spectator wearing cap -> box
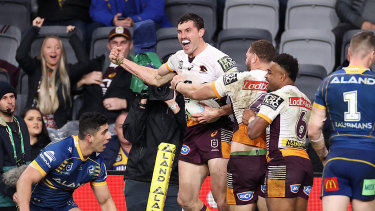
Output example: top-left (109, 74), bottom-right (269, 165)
top-left (0, 82), bottom-right (31, 211)
top-left (89, 0), bottom-right (172, 28)
top-left (76, 26), bottom-right (135, 124)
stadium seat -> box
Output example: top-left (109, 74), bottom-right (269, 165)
top-left (29, 26), bottom-right (84, 64)
top-left (90, 26), bottom-right (133, 59)
top-left (0, 70), bottom-right (9, 83)
top-left (280, 29), bottom-right (335, 74)
top-left (295, 64), bottom-right (327, 102)
top-left (15, 70), bottom-right (28, 115)
top-left (156, 27), bottom-right (180, 60)
top-left (285, 0), bottom-right (339, 31)
top-left (165, 0), bottom-right (217, 43)
top-left (223, 0), bottom-right (279, 41)
top-left (217, 28), bottom-right (272, 72)
top-left (0, 25), bottom-right (21, 66)
top-left (0, 0), bottom-right (30, 32)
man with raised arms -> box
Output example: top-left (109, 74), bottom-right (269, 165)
top-left (170, 40), bottom-right (275, 211)
top-left (110, 13), bottom-right (237, 211)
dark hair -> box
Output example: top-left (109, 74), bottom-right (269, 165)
top-left (178, 13), bottom-right (204, 30)
top-left (21, 107), bottom-right (51, 146)
top-left (250, 40), bottom-right (276, 63)
top-left (78, 112), bottom-right (108, 139)
top-left (272, 53), bottom-right (299, 82)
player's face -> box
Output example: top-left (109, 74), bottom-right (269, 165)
top-left (245, 48), bottom-right (255, 70)
top-left (107, 36), bottom-right (133, 58)
top-left (115, 113), bottom-right (130, 145)
top-left (265, 62), bottom-right (285, 92)
top-left (0, 93), bottom-right (16, 116)
top-left (92, 124), bottom-right (111, 152)
top-left (177, 20), bottom-right (204, 56)
top-left (24, 109), bottom-right (43, 137)
top-left (42, 37), bottom-right (62, 68)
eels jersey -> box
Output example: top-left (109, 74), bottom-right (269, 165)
top-left (112, 148), bottom-right (128, 171)
top-left (31, 136), bottom-right (107, 208)
top-left (257, 85), bottom-right (312, 159)
top-left (166, 44), bottom-right (238, 127)
top-left (212, 70), bottom-right (268, 148)
top-left (314, 66), bottom-right (375, 148)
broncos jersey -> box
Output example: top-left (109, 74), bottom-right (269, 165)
top-left (314, 66), bottom-right (375, 148)
top-left (31, 136), bottom-right (107, 208)
top-left (212, 70), bottom-right (268, 148)
top-left (257, 85), bottom-right (312, 159)
top-left (166, 44), bottom-right (238, 127)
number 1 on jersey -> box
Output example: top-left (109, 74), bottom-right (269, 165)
top-left (343, 91), bottom-right (361, 121)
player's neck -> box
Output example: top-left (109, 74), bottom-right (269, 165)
top-left (251, 62), bottom-right (270, 71)
top-left (78, 139), bottom-right (92, 159)
top-left (121, 143), bottom-right (131, 154)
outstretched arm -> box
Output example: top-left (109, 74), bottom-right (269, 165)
top-left (16, 164), bottom-right (45, 211)
top-left (109, 47), bottom-right (175, 86)
top-left (92, 184), bottom-right (117, 211)
top-left (308, 106), bottom-right (328, 164)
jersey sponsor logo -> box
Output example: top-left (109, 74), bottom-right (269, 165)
top-left (66, 163), bottom-right (73, 172)
top-left (324, 177), bottom-right (339, 192)
top-left (281, 139), bottom-right (306, 149)
top-left (178, 60), bottom-right (183, 69)
top-left (290, 184), bottom-right (301, 193)
top-left (88, 165), bottom-right (95, 175)
top-left (303, 186), bottom-right (312, 196)
top-left (44, 151), bottom-right (56, 163)
top-left (211, 139), bottom-right (219, 149)
top-left (180, 145), bottom-right (190, 155)
top-left (116, 154), bottom-right (123, 162)
top-left (200, 65), bottom-right (208, 72)
top-left (218, 56), bottom-right (237, 72)
top-left (52, 177), bottom-right (81, 188)
top-left (211, 130), bottom-right (218, 137)
top-left (289, 97), bottom-right (312, 110)
top-left (330, 76), bottom-right (375, 85)
top-left (223, 73), bottom-right (238, 85)
top-left (237, 191), bottom-right (254, 201)
top-left (68, 147), bottom-right (72, 153)
top-left (262, 94), bottom-right (284, 110)
top-left (334, 121), bottom-right (373, 129)
top-left (242, 80), bottom-right (268, 91)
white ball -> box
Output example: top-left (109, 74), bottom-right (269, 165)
top-left (185, 99), bottom-right (220, 123)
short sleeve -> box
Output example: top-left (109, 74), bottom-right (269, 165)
top-left (214, 72), bottom-right (239, 99)
top-left (313, 77), bottom-right (328, 109)
top-left (257, 93), bottom-right (285, 124)
top-left (166, 53), bottom-right (179, 73)
top-left (91, 162), bottom-right (108, 186)
top-left (32, 144), bottom-right (65, 177)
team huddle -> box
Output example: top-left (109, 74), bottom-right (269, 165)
top-left (4, 13), bottom-right (375, 211)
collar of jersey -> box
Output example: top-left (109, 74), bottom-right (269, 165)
top-left (73, 135), bottom-right (88, 161)
top-left (344, 66), bottom-right (369, 74)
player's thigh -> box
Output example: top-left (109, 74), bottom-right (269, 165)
top-left (178, 160), bottom-right (209, 201)
top-left (233, 204), bottom-right (257, 211)
top-left (351, 198), bottom-right (375, 211)
top-left (322, 195), bottom-right (350, 211)
top-left (208, 158), bottom-right (229, 197)
top-left (266, 197), bottom-right (296, 211)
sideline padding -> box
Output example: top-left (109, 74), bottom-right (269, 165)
top-left (146, 143), bottom-right (176, 211)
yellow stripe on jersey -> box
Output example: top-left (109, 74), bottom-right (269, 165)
top-left (91, 181), bottom-right (107, 187)
top-left (258, 113), bottom-right (272, 124)
top-left (165, 63), bottom-right (174, 72)
top-left (31, 160), bottom-right (47, 177)
top-left (313, 102), bottom-right (326, 110)
top-left (74, 136), bottom-right (88, 161)
top-left (43, 179), bottom-right (57, 189)
top-left (211, 82), bottom-right (222, 99)
top-left (326, 157), bottom-right (375, 168)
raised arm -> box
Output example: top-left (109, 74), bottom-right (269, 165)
top-left (308, 106), bottom-right (328, 163)
top-left (16, 164), bottom-right (45, 211)
top-left (92, 184), bottom-right (117, 211)
top-left (109, 47), bottom-right (175, 86)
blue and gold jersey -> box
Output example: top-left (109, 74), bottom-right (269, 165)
top-left (314, 66), bottom-right (375, 148)
top-left (112, 148), bottom-right (128, 171)
top-left (31, 136), bottom-right (107, 208)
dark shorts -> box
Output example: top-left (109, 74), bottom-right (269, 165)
top-left (227, 151), bottom-right (267, 205)
top-left (179, 121), bottom-right (233, 164)
top-left (30, 199), bottom-right (78, 211)
top-left (265, 156), bottom-right (313, 199)
top-left (322, 147), bottom-right (375, 200)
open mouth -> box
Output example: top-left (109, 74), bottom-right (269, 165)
top-left (182, 40), bottom-right (190, 46)
top-left (50, 55), bottom-right (57, 59)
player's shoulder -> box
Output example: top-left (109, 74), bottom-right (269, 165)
top-left (45, 136), bottom-right (75, 156)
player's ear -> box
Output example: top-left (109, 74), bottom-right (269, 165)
top-left (198, 28), bottom-right (205, 38)
top-left (86, 133), bottom-right (93, 143)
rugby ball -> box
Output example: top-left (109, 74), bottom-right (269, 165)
top-left (185, 99), bottom-right (220, 123)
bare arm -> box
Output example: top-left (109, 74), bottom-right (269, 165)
top-left (308, 106), bottom-right (328, 163)
top-left (92, 184), bottom-right (117, 211)
top-left (16, 164), bottom-right (45, 211)
top-left (247, 110), bottom-right (270, 140)
top-left (109, 47), bottom-right (174, 86)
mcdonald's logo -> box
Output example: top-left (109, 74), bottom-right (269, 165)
top-left (324, 177), bottom-right (339, 192)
